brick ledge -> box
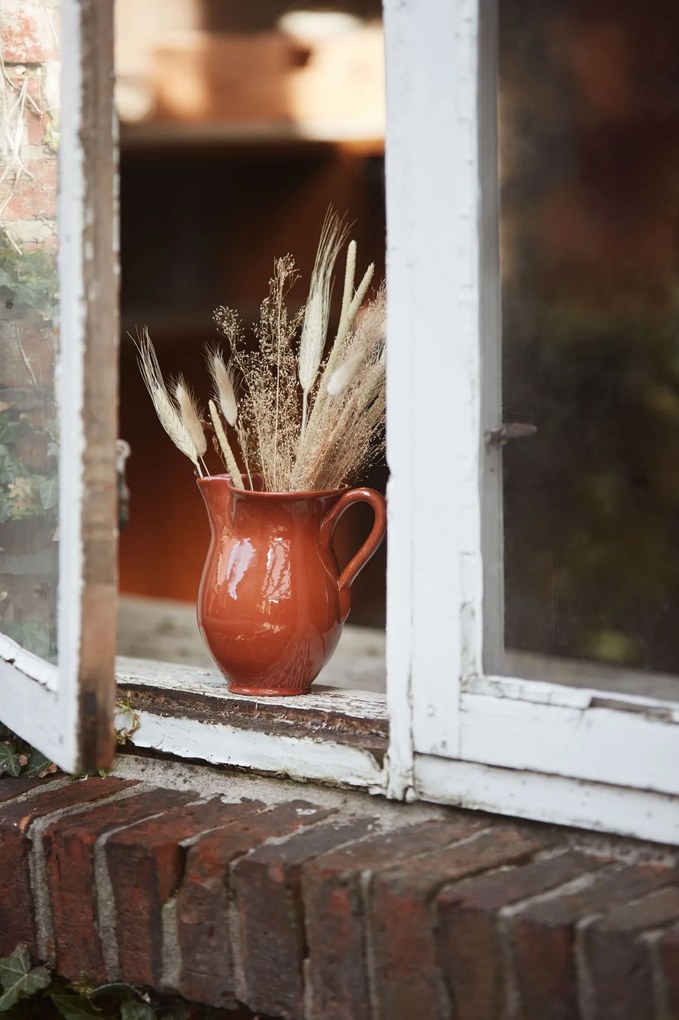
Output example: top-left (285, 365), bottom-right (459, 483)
top-left (1, 767), bottom-right (678, 1019)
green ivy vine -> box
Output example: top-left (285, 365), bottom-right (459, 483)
top-left (0, 408), bottom-right (58, 524)
top-left (0, 943), bottom-right (230, 1018)
top-left (0, 723), bottom-right (56, 780)
top-left (0, 246), bottom-right (58, 326)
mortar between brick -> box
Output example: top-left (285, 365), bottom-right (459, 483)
top-left (226, 810), bottom-right (349, 1007)
top-left (28, 785), bottom-right (143, 963)
top-left (157, 803), bottom-right (260, 995)
top-left (497, 864), bottom-right (619, 921)
top-left (93, 793), bottom-right (210, 982)
top-left (645, 928), bottom-right (674, 1020)
top-left (359, 869), bottom-right (380, 1020)
top-left (227, 874), bottom-right (247, 1006)
top-left (493, 862), bottom-right (616, 1018)
top-left (160, 898), bottom-right (181, 995)
top-left (580, 892), bottom-right (679, 1020)
top-left (494, 865), bottom-right (609, 1020)
top-left (3, 778), bottom-right (71, 805)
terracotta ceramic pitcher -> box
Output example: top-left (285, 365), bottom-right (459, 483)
top-left (196, 475), bottom-right (386, 696)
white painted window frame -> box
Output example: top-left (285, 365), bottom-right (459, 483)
top-left (4, 0), bottom-right (677, 845)
top-left (0, 0), bottom-right (117, 774)
top-left (383, 0), bottom-right (679, 845)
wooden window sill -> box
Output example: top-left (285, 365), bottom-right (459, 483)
top-left (116, 598), bottom-right (388, 787)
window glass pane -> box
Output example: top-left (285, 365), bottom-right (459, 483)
top-left (500, 0), bottom-right (679, 694)
top-left (0, 1), bottom-right (60, 662)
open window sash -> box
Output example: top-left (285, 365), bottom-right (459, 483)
top-left (0, 0), bottom-right (117, 773)
top-left (383, 0), bottom-right (679, 844)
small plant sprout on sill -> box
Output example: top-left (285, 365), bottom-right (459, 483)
top-left (135, 211), bottom-right (386, 493)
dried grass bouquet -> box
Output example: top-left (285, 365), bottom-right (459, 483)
top-left (136, 211), bottom-right (386, 493)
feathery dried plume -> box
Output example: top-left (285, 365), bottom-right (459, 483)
top-left (138, 212), bottom-right (385, 493)
top-left (207, 346), bottom-right (238, 427)
top-left (292, 284), bottom-right (386, 491)
top-left (340, 240), bottom-right (357, 326)
top-left (326, 348), bottom-right (364, 397)
top-left (175, 377), bottom-right (207, 460)
top-left (298, 210), bottom-right (349, 436)
top-left (134, 328), bottom-right (202, 474)
top-left (297, 242), bottom-right (375, 460)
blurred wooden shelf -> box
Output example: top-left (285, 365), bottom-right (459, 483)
top-left (118, 25), bottom-right (385, 154)
top-left (121, 118), bottom-right (384, 154)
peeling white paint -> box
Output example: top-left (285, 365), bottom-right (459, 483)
top-left (382, 0), bottom-right (679, 844)
top-left (415, 756), bottom-right (679, 845)
top-left (0, 0), bottom-right (102, 773)
top-left (122, 709), bottom-right (387, 794)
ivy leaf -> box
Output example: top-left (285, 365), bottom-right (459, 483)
top-left (51, 993), bottom-right (108, 1019)
top-left (89, 982), bottom-right (141, 1003)
top-left (22, 749), bottom-right (56, 779)
top-left (38, 477), bottom-right (58, 511)
top-left (0, 944), bottom-right (50, 1011)
top-left (0, 269), bottom-right (15, 293)
top-left (0, 744), bottom-right (23, 778)
top-left (120, 1003), bottom-right (157, 1020)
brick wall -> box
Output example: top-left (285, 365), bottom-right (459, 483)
top-left (1, 771), bottom-right (678, 1019)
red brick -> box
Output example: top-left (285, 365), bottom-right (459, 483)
top-left (1, 2), bottom-right (60, 63)
top-left (369, 824), bottom-right (551, 1020)
top-left (436, 851), bottom-right (610, 1020)
top-left (25, 105), bottom-right (47, 148)
top-left (510, 863), bottom-right (676, 1020)
top-left (658, 922), bottom-right (679, 1018)
top-left (302, 813), bottom-right (491, 1020)
top-left (0, 775), bottom-right (59, 804)
top-left (582, 884), bottom-right (679, 1020)
top-left (0, 778), bottom-right (135, 956)
top-left (233, 816), bottom-right (379, 1019)
top-left (43, 787), bottom-right (196, 983)
top-left (176, 800), bottom-right (334, 1009)
top-left (106, 796), bottom-right (270, 989)
top-left (2, 159), bottom-right (57, 221)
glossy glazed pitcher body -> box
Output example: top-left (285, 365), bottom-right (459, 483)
top-left (196, 475), bottom-right (386, 695)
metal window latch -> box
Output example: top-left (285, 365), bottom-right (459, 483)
top-left (485, 423), bottom-right (537, 449)
top-left (116, 439), bottom-right (131, 531)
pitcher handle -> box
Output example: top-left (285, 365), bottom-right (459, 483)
top-left (320, 487), bottom-right (387, 594)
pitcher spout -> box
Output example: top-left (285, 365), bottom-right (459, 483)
top-left (196, 474), bottom-right (234, 531)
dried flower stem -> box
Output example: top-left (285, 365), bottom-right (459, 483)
top-left (209, 400), bottom-right (243, 488)
top-left (238, 423), bottom-right (254, 489)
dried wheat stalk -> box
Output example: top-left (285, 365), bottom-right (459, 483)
top-left (297, 210), bottom-right (349, 440)
top-left (134, 328), bottom-right (204, 476)
top-left (174, 377), bottom-right (208, 476)
top-left (138, 213), bottom-right (386, 493)
top-left (208, 399), bottom-right (242, 487)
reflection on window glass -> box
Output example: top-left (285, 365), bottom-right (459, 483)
top-left (0, 1), bottom-right (60, 662)
top-left (500, 0), bottom-right (679, 686)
